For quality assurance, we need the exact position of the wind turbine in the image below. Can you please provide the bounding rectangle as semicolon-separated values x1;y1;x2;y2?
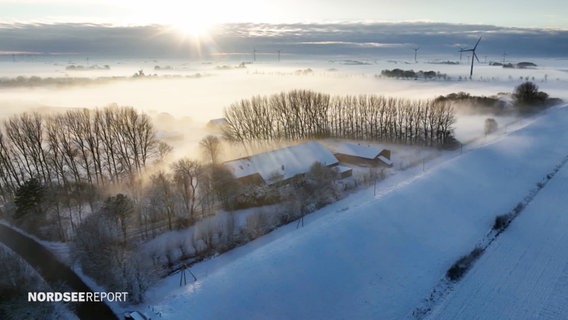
414;48;419;63
459;37;481;79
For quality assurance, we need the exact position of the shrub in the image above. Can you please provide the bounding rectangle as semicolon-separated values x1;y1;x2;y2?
484;118;499;135
493;214;509;231
513;202;524;214
446;247;484;281
513;81;549;110
245;211;271;240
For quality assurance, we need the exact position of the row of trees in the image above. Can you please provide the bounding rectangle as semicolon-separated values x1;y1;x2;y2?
0;105;164;199
380;69;448;80
223;90;457;147
0;105;169;241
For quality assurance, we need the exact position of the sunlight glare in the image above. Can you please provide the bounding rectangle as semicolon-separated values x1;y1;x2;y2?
172;15;214;38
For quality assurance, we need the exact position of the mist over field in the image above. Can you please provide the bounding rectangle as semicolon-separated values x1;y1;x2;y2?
1;55;567;137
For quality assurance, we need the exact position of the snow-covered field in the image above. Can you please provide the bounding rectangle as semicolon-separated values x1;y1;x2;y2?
428;145;568;319
142;102;568;319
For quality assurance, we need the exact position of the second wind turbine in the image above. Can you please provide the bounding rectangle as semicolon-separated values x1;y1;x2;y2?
460;37;481;79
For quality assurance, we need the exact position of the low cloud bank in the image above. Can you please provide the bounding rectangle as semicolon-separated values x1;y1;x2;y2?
0;22;567;59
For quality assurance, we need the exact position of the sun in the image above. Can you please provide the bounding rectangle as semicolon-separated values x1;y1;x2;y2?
173;17;213;38
165;8;219;40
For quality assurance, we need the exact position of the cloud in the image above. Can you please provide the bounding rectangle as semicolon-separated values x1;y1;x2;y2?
299;41;409;48
0;22;566;58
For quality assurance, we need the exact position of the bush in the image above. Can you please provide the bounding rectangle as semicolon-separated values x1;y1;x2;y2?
513;202;524;214
446;247;484;281
484;118;499;135
513;81;549;110
493;214;509;231
72;211;156;303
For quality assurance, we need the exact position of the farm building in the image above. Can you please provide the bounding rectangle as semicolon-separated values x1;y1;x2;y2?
333;143;393;167
206;118;228;131
224;141;348;186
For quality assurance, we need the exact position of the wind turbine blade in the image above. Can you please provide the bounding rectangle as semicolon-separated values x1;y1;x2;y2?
473;37;481;50
474;52;480;62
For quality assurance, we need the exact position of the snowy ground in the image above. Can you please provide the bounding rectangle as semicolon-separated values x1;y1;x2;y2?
142;104;568;319
428;144;568;319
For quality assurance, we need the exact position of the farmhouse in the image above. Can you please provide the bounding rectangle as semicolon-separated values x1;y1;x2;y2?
333;143;393;167
206;118;228;130
224;141;345;186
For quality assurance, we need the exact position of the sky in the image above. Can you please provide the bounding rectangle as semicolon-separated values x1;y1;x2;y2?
1;0;567;29
0;1;567;59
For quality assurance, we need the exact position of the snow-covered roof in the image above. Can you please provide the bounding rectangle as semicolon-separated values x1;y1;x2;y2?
378;155;393;166
333;165;353;174
333;143;387;160
207;118;228;127
225;141;339;185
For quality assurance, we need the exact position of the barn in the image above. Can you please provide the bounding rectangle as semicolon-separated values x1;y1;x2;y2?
224;141;344;186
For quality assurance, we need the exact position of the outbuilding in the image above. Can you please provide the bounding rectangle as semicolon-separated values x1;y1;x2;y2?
333;143;393;167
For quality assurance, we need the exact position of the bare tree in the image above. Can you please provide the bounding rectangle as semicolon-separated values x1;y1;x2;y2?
172;158;202;221
148;172;176;231
199;135;221;164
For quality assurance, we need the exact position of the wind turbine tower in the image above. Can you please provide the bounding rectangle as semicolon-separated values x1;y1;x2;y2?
459;37;481;79
414;48;419;63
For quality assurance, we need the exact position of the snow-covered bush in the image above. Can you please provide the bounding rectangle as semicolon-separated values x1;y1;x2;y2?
245;211;270;240
72;202;157;303
234;184;281;209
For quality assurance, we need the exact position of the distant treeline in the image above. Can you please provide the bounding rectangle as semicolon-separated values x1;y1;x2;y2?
0;76;115;87
435;92;506;113
223;90;457;147
435;82;563;114
0;74;204;88
66;64;111;71
380;69;448;80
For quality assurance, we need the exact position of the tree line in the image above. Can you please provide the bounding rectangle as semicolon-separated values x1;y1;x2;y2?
0;105;168;241
0;105;162;199
223;90;457;147
380;69;448;80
